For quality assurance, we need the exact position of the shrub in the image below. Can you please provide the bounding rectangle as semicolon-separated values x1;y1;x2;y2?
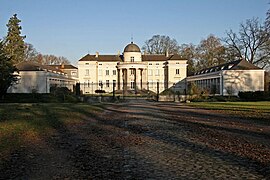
160;89;174;96
95;89;106;94
50;87;79;103
50;87;72;95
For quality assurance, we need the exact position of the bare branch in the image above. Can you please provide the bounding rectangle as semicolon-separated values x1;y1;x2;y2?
224;18;270;68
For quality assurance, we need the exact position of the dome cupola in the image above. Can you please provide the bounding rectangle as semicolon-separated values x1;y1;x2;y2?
123;42;141;52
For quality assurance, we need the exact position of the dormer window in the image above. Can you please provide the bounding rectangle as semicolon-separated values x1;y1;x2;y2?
131;57;134;62
71;71;77;76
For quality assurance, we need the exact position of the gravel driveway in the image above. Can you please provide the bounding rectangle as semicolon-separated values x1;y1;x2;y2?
1;100;270;179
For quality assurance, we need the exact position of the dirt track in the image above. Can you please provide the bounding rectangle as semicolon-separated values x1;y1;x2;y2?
1;101;270;179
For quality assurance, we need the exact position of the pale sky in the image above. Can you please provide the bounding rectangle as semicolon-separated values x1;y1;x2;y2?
0;0;269;65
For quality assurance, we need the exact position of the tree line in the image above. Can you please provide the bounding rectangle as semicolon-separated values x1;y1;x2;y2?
142;9;270;74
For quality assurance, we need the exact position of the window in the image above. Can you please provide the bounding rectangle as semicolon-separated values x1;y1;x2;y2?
131;69;135;75
113;80;116;86
130;57;134;62
85;69;89;76
155;69;159;76
176;62;179;64
156;63;159;65
176;69;180;75
106;80;109;87
99;63;102;66
148;69;153;76
85;63;89;65
99;80;103;88
131;81;135;89
71;71;77;76
149;63;152;65
113;70;116;75
106;70;109;75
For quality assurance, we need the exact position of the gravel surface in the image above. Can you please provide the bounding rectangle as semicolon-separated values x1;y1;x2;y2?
1;100;270;179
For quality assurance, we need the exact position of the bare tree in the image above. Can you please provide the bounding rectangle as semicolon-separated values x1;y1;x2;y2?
25;43;38;61
224;18;270;68
23;43;71;65
142;35;180;54
179;43;197;74
179;35;231;73
28;53;70;65
39;54;70;65
265;8;270;30
196;35;229;70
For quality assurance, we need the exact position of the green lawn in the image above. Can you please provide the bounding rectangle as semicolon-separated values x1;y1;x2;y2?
0;103;103;158
187;101;270;120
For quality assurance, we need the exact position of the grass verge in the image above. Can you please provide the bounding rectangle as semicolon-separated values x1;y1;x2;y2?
0;103;103;158
187;101;270;121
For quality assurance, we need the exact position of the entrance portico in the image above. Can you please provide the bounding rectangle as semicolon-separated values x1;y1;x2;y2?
117;62;147;91
116;41;148;91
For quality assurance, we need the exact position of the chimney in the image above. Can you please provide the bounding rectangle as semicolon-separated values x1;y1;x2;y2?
166;49;169;58
95;52;99;58
117;50;120;56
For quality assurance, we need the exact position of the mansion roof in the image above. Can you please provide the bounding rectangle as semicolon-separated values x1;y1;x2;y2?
49;64;78;70
16;61;67;75
79;54;123;62
193;59;262;76
79;54;185;62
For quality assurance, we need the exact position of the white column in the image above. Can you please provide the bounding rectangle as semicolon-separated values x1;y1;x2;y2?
142;68;147;89
122;68;126;90
139;69;142;89
118;69;122;90
135;68;140;90
121;68;126;90
127;68;131;89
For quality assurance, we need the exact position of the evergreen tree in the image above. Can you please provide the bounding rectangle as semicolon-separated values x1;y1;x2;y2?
4;14;26;64
0;40;18;98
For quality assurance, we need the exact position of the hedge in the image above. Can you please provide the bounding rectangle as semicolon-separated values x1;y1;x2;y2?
238;91;270;101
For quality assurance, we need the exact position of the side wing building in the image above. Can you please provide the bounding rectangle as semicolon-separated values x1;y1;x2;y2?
186;59;265;96
8;61;77;93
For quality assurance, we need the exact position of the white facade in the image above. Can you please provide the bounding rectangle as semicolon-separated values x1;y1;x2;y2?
78;60;119;94
78;42;188;94
222;70;265;95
